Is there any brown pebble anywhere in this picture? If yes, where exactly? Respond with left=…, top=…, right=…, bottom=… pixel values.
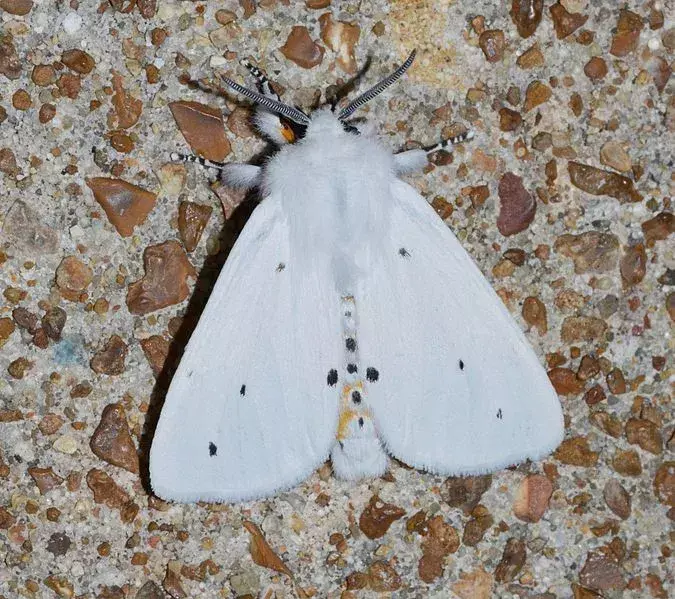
left=136, top=581, right=165, bottom=598
left=479, top=30, right=505, bottom=63
left=46, top=507, right=61, bottom=522
left=27, top=466, right=63, bottom=494
left=625, top=418, right=662, bottom=455
left=126, top=241, right=196, bottom=315
left=8, top=357, right=31, bottom=379
left=464, top=185, right=490, bottom=209
left=109, top=70, right=142, bottom=130
left=0, top=0, right=33, bottom=15
left=462, top=511, right=493, bottom=547
left=517, top=43, right=545, bottom=69
left=44, top=576, right=74, bottom=598
left=522, top=296, right=547, bottom=334
left=513, top=474, right=553, bottom=522
left=61, top=49, right=95, bottom=74
left=523, top=80, right=551, bottom=112
left=605, top=368, right=626, bottom=394
left=13, top=306, right=39, bottom=333
left=653, top=462, right=675, bottom=506
left=38, top=413, right=64, bottom=435
left=603, top=479, right=631, bottom=519
left=418, top=515, right=459, bottom=583
left=451, top=568, right=494, bottom=599
left=226, top=106, right=255, bottom=139
left=137, top=0, right=156, bottom=19
left=47, top=532, right=72, bottom=557
left=215, top=9, right=236, bottom=25
left=280, top=26, right=325, bottom=69
left=86, top=177, right=157, bottom=237
left=620, top=243, right=646, bottom=287
left=56, top=73, right=81, bottom=99
left=497, top=172, right=536, bottom=236
left=612, top=449, right=642, bottom=476
left=549, top=2, right=588, bottom=39
left=359, top=495, right=405, bottom=539
left=599, top=141, right=631, bottom=172
left=90, top=403, right=139, bottom=473
left=440, top=474, right=492, bottom=514
left=560, top=316, right=607, bottom=343
left=554, top=436, right=598, bottom=466
left=55, top=256, right=93, bottom=301
left=140, top=335, right=171, bottom=377
left=584, top=56, right=607, bottom=81
left=31, top=64, right=56, bottom=86
left=0, top=147, right=18, bottom=176
left=569, top=161, right=642, bottom=203
left=39, top=103, right=56, bottom=124
left=306, top=0, right=331, bottom=7
left=510, top=0, right=543, bottom=38
left=319, top=13, right=360, bottom=74
left=494, top=538, right=526, bottom=583
left=90, top=335, right=128, bottom=376
left=109, top=132, right=134, bottom=153
left=145, top=63, right=160, bottom=84
left=554, top=231, right=619, bottom=273
left=163, top=567, right=187, bottom=599
left=645, top=56, right=671, bottom=94
left=579, top=552, right=625, bottom=591
left=641, top=212, right=673, bottom=245
left=367, top=560, right=401, bottom=592
left=668, top=293, right=675, bottom=323
left=169, top=101, right=231, bottom=162
left=0, top=35, right=22, bottom=80
left=610, top=9, right=643, bottom=57
left=86, top=468, right=138, bottom=522
left=42, top=307, right=66, bottom=340
left=178, top=201, right=213, bottom=252
left=499, top=107, right=522, bottom=132
left=70, top=381, right=93, bottom=398
left=548, top=367, right=584, bottom=395
left=4, top=287, right=26, bottom=304
left=12, top=89, right=31, bottom=110
left=577, top=356, right=600, bottom=381
left=0, top=317, right=15, bottom=345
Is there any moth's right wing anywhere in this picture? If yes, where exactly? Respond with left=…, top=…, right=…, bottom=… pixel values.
left=150, top=196, right=341, bottom=503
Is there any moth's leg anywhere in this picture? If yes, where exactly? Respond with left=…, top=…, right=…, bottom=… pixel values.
left=170, top=153, right=262, bottom=190
left=240, top=59, right=281, bottom=101
left=394, top=131, right=474, bottom=175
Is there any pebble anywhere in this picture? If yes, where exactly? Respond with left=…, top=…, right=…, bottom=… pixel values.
left=27, top=466, right=63, bottom=494
left=462, top=510, right=493, bottom=546
left=319, top=13, right=360, bottom=74
left=549, top=2, right=588, bottom=39
left=510, top=0, right=543, bottom=38
left=554, top=436, right=598, bottom=466
left=641, top=212, right=673, bottom=245
left=584, top=57, right=607, bottom=81
left=42, top=306, right=67, bottom=340
left=90, top=403, right=139, bottom=473
left=479, top=30, right=505, bottom=63
left=548, top=367, right=584, bottom=395
left=440, top=474, right=492, bottom=514
left=368, top=560, right=402, bottom=592
left=46, top=532, right=72, bottom=557
left=599, top=141, right=631, bottom=172
left=610, top=9, right=643, bottom=57
left=517, top=43, right=545, bottom=69
left=31, top=64, right=56, bottom=86
left=280, top=26, right=325, bottom=69
left=451, top=568, right=494, bottom=599
left=0, top=35, right=22, bottom=80
left=13, top=306, right=39, bottom=333
left=226, top=107, right=255, bottom=139
left=619, top=243, right=646, bottom=287
left=90, top=335, right=128, bottom=376
left=653, top=462, right=674, bottom=506
left=554, top=231, right=620, bottom=273
left=38, top=413, right=64, bottom=435
left=499, top=107, right=522, bottom=132
left=56, top=256, right=93, bottom=301
left=603, top=479, right=631, bottom=519
left=494, top=537, right=526, bottom=583
left=8, top=356, right=32, bottom=379
left=560, top=316, right=607, bottom=343
left=497, top=172, right=536, bottom=236
left=163, top=567, right=187, bottom=599
left=53, top=435, right=78, bottom=455
left=625, top=418, right=662, bottom=455
left=522, top=296, right=547, bottom=334
left=140, top=335, right=170, bottom=377
left=359, top=495, right=405, bottom=539
left=418, top=515, right=459, bottom=583
left=62, top=12, right=83, bottom=34
left=523, top=80, right=551, bottom=112
left=126, top=241, right=196, bottom=315
left=0, top=0, right=33, bottom=15
left=169, top=101, right=231, bottom=162
left=44, top=575, right=74, bottom=598
left=0, top=317, right=15, bottom=346
left=513, top=474, right=553, bottom=522
left=61, top=49, right=95, bottom=75
left=86, top=177, right=157, bottom=237
left=178, top=201, right=213, bottom=252
left=612, top=449, right=642, bottom=476
left=86, top=468, right=138, bottom=522
left=605, top=368, right=626, bottom=394
left=135, top=581, right=165, bottom=599
left=579, top=552, right=625, bottom=591
left=109, top=71, right=142, bottom=130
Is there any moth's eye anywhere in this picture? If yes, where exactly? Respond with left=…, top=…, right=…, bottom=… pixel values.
left=279, top=120, right=296, bottom=143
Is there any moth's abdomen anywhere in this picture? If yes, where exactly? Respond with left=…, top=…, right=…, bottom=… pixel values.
left=330, top=296, right=388, bottom=479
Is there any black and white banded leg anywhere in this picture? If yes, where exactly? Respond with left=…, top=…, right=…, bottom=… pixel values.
left=170, top=152, right=262, bottom=190
left=240, top=59, right=281, bottom=102
left=393, top=130, right=475, bottom=175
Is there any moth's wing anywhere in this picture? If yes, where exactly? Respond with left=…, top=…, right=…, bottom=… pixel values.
left=358, top=180, right=564, bottom=475
left=150, top=196, right=341, bottom=502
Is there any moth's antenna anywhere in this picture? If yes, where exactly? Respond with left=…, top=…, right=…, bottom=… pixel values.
left=338, top=49, right=416, bottom=121
left=218, top=75, right=310, bottom=126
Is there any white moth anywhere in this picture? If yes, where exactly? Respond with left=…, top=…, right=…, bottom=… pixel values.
left=150, top=51, right=564, bottom=503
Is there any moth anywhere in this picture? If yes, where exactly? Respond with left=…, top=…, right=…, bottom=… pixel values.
left=150, top=51, right=564, bottom=503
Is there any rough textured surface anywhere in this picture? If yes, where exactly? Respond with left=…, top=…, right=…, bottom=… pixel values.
left=0, top=1, right=672, bottom=598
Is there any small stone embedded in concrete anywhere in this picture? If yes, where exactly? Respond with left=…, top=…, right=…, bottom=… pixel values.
left=90, top=403, right=139, bottom=473
left=280, top=26, right=325, bottom=68
left=522, top=296, right=547, bottom=334
left=548, top=367, right=584, bottom=395
left=418, top=515, right=459, bottom=582
left=479, top=30, right=505, bottom=63
left=599, top=141, right=631, bottom=172
left=39, top=413, right=64, bottom=435
left=359, top=495, right=406, bottom=539
left=42, top=307, right=67, bottom=340
left=163, top=566, right=187, bottom=599
left=549, top=2, right=588, bottom=39
left=625, top=418, right=662, bottom=455
left=140, top=335, right=171, bottom=377
left=169, top=101, right=231, bottom=162
left=510, top=0, right=543, bottom=38
left=641, top=212, right=673, bottom=245
left=13, top=306, right=39, bottom=334
left=610, top=9, right=643, bottom=57
left=226, top=107, right=255, bottom=139
left=497, top=172, right=536, bottom=236
left=108, top=70, right=142, bottom=130
left=620, top=243, right=646, bottom=287
left=90, top=335, right=128, bottom=376
left=523, top=80, right=552, bottom=112
left=28, top=466, right=63, bottom=494
left=8, top=356, right=32, bottom=379
left=612, top=449, right=642, bottom=476
left=441, top=474, right=492, bottom=514
left=568, top=161, right=642, bottom=203
left=579, top=552, right=626, bottom=591
left=653, top=462, right=674, bottom=506
left=126, top=241, right=197, bottom=315
left=368, top=560, right=402, bottom=592
left=560, top=316, right=607, bottom=343
left=0, top=35, right=22, bottom=80
left=178, top=201, right=213, bottom=252
left=46, top=532, right=72, bottom=557
left=494, top=538, right=526, bottom=583
left=605, top=367, right=626, bottom=394
left=603, top=480, right=631, bottom=519
left=451, top=568, right=494, bottom=599
left=0, top=0, right=34, bottom=16
left=513, top=474, right=553, bottom=522
left=86, top=468, right=139, bottom=522
left=243, top=520, right=293, bottom=577
left=499, top=107, right=522, bottom=132
left=554, top=231, right=620, bottom=273
left=554, top=436, right=598, bottom=466
left=3, top=200, right=60, bottom=255
left=584, top=56, right=607, bottom=81
left=86, top=178, right=157, bottom=238
left=517, top=43, right=545, bottom=68
left=319, top=13, right=360, bottom=73
left=44, top=575, right=74, bottom=598
left=61, top=49, right=95, bottom=75
left=55, top=256, right=93, bottom=302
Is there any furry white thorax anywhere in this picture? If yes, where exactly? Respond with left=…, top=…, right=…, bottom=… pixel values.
left=263, top=109, right=395, bottom=295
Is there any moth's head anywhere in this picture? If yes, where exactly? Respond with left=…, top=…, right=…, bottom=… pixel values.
left=218, top=50, right=416, bottom=146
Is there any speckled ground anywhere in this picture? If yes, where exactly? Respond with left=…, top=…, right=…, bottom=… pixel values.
left=1, top=1, right=673, bottom=598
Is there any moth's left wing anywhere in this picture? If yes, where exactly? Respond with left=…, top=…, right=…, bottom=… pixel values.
left=357, top=180, right=564, bottom=475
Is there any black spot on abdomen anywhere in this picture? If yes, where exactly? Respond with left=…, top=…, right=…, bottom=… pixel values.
left=345, top=338, right=356, bottom=352
left=347, top=363, right=358, bottom=374
left=209, top=442, right=217, bottom=456
left=240, top=384, right=246, bottom=396
left=351, top=390, right=361, bottom=404
left=366, top=367, right=379, bottom=382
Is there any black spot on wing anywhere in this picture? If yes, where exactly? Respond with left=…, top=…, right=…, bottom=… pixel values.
left=346, top=338, right=356, bottom=352
left=276, top=262, right=285, bottom=272
left=459, top=359, right=464, bottom=371
left=358, top=417, right=364, bottom=427
left=366, top=367, right=379, bottom=382
left=399, top=247, right=410, bottom=258
left=327, top=369, right=338, bottom=386
left=209, top=442, right=217, bottom=456
left=497, top=408, right=503, bottom=420
left=240, top=384, right=246, bottom=396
